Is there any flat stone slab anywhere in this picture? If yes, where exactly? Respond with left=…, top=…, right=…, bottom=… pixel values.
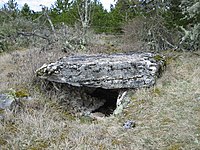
left=36, top=53, right=165, bottom=89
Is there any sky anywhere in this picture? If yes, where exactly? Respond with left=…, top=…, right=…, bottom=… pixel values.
left=0, top=0, right=116, bottom=12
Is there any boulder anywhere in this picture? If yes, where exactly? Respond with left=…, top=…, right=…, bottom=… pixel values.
left=36, top=53, right=165, bottom=89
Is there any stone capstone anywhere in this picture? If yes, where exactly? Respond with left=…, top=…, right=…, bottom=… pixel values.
left=36, top=53, right=165, bottom=89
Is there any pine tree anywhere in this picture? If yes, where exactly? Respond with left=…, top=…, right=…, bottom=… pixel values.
left=21, top=3, right=32, bottom=19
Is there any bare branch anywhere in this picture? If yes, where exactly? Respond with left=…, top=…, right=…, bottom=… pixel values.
left=17, top=31, right=51, bottom=43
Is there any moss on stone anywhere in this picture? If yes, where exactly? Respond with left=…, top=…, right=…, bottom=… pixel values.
left=15, top=89, right=29, bottom=98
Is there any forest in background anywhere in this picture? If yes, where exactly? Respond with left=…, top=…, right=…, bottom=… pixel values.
left=0, top=0, right=199, bottom=53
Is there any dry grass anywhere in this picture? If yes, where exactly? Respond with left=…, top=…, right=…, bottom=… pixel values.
left=0, top=47, right=64, bottom=91
left=0, top=47, right=200, bottom=149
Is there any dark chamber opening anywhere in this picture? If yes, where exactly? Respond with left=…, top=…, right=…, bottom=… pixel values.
left=43, top=81, right=120, bottom=116
left=89, top=88, right=119, bottom=116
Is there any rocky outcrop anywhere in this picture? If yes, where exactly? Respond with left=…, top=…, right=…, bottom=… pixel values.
left=36, top=53, right=165, bottom=89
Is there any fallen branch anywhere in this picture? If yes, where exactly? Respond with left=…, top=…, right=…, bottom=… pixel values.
left=17, top=31, right=51, bottom=43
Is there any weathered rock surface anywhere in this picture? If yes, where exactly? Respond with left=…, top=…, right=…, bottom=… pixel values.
left=0, top=93, right=15, bottom=110
left=36, top=53, right=165, bottom=89
left=36, top=52, right=165, bottom=115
